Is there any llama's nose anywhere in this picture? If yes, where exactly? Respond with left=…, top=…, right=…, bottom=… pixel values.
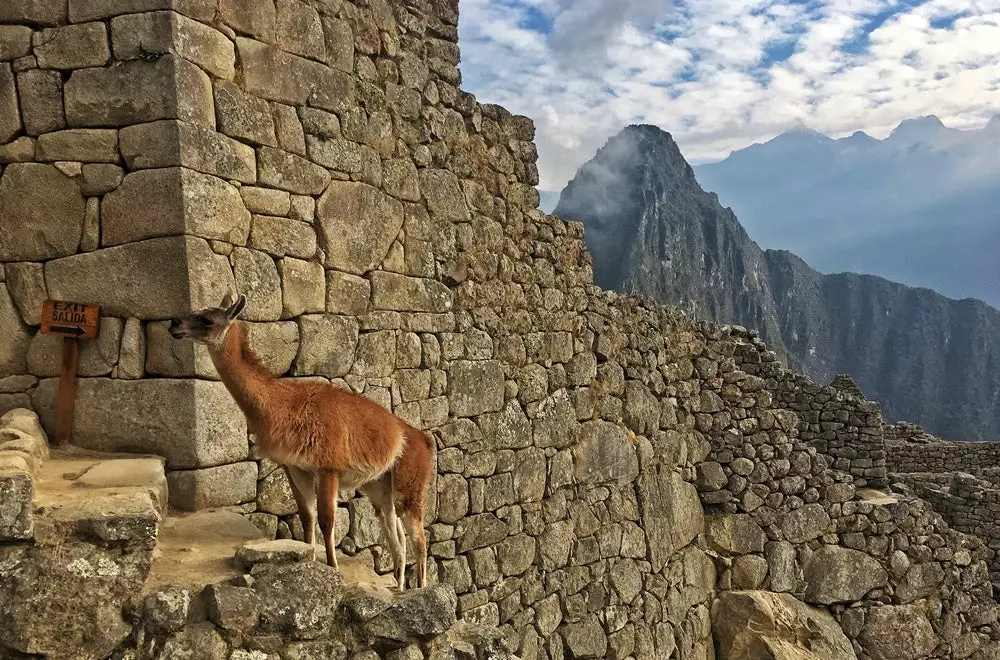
left=169, top=319, right=181, bottom=329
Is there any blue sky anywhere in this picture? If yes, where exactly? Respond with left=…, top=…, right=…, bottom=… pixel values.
left=457, top=0, right=1000, bottom=194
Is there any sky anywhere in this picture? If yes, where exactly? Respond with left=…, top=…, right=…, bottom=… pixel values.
left=457, top=0, right=1000, bottom=195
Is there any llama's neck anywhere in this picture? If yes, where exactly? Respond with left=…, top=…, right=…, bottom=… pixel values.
left=209, top=322, right=277, bottom=430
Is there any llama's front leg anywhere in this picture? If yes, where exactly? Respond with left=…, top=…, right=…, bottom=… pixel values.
left=318, top=471, right=340, bottom=571
left=286, top=466, right=318, bottom=561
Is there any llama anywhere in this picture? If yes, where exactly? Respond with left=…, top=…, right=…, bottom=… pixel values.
left=169, top=293, right=433, bottom=589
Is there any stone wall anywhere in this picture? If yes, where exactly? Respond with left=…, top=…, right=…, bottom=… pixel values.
left=3, top=1, right=1000, bottom=659
left=888, top=423, right=1000, bottom=474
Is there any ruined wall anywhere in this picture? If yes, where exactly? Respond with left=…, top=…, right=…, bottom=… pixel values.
left=2, top=1, right=1000, bottom=659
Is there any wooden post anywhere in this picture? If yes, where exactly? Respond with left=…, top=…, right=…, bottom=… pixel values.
left=55, top=336, right=80, bottom=446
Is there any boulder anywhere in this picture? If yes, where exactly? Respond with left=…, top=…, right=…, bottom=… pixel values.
left=705, top=513, right=766, bottom=555
left=316, top=180, right=404, bottom=275
left=804, top=546, right=888, bottom=605
left=359, top=585, right=458, bottom=646
left=573, top=420, right=640, bottom=485
left=713, top=591, right=857, bottom=660
left=166, top=461, right=258, bottom=511
left=859, top=604, right=939, bottom=659
left=0, top=163, right=86, bottom=261
left=779, top=503, right=831, bottom=543
left=143, top=587, right=190, bottom=635
left=895, top=562, right=945, bottom=604
left=638, top=467, right=704, bottom=570
left=0, top=287, right=31, bottom=377
left=111, top=11, right=235, bottom=81
left=252, top=561, right=345, bottom=639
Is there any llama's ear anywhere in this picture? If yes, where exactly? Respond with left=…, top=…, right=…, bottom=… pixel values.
left=221, top=292, right=234, bottom=309
left=227, top=294, right=247, bottom=320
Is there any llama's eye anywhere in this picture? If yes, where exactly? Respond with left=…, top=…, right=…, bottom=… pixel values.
left=198, top=315, right=214, bottom=326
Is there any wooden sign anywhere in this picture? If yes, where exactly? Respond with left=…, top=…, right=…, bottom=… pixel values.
left=40, top=300, right=100, bottom=445
left=41, top=300, right=101, bottom=339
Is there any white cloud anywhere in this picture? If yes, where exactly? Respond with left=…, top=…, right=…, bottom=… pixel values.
left=457, top=0, right=1000, bottom=193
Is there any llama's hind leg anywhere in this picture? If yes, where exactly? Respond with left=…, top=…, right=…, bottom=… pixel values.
left=402, top=503, right=427, bottom=588
left=285, top=466, right=318, bottom=561
left=361, top=474, right=407, bottom=590
left=317, top=471, right=340, bottom=571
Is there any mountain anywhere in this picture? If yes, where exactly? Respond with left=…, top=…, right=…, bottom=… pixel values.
left=554, top=125, right=1000, bottom=441
left=693, top=115, right=1000, bottom=308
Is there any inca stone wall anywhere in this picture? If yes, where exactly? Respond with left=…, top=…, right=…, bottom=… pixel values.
left=2, top=1, right=1000, bottom=659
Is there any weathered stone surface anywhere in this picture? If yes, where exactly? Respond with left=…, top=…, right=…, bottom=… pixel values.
left=477, top=400, right=531, bottom=450
left=257, top=468, right=297, bottom=516
left=279, top=257, right=325, bottom=317
left=28, top=317, right=123, bottom=377
left=33, top=377, right=247, bottom=469
left=0, top=27, right=32, bottom=61
left=293, top=314, right=359, bottom=377
left=36, top=129, right=118, bottom=163
left=457, top=513, right=508, bottom=552
left=276, top=0, right=325, bottom=61
left=253, top=561, right=345, bottom=639
left=206, top=584, right=260, bottom=633
left=448, top=360, right=504, bottom=417
left=232, top=247, right=283, bottom=322
left=80, top=163, right=124, bottom=195
left=0, top=468, right=32, bottom=540
left=326, top=270, right=370, bottom=315
left=143, top=587, right=190, bottom=635
left=383, top=158, right=420, bottom=202
left=159, top=623, right=228, bottom=660
left=895, top=562, right=944, bottom=604
left=370, top=272, right=453, bottom=313
left=859, top=604, right=938, bottom=660
left=731, top=555, right=769, bottom=589
left=4, top=262, right=46, bottom=325
left=0, top=137, right=36, bottom=163
left=145, top=320, right=217, bottom=378
left=706, top=514, right=766, bottom=555
left=353, top=330, right=396, bottom=377
left=418, top=169, right=469, bottom=221
left=0, top=163, right=85, bottom=261
left=236, top=38, right=354, bottom=112
left=73, top=457, right=167, bottom=512
left=803, top=546, right=888, bottom=605
left=244, top=321, right=299, bottom=375
left=574, top=420, right=639, bottom=484
left=361, top=585, right=458, bottom=644
left=103, top=168, right=251, bottom=246
left=258, top=146, right=330, bottom=195
left=119, top=120, right=257, bottom=183
left=167, top=462, right=258, bottom=511
left=17, top=68, right=65, bottom=136
left=0, top=64, right=20, bottom=143
left=46, top=236, right=235, bottom=318
left=214, top=80, right=277, bottom=146
left=0, top=0, right=66, bottom=26
left=111, top=11, right=236, bottom=80
left=272, top=103, right=306, bottom=155
left=69, top=0, right=218, bottom=22
left=250, top=215, right=317, bottom=259
left=316, top=181, right=404, bottom=275
left=713, top=591, right=857, bottom=660
left=241, top=186, right=290, bottom=216
left=779, top=503, right=830, bottom=543
left=299, top=107, right=340, bottom=138
left=561, top=615, right=607, bottom=659
left=766, top=541, right=797, bottom=592
left=219, top=0, right=276, bottom=41
left=306, top=135, right=362, bottom=172
left=34, top=22, right=110, bottom=69
left=638, top=467, right=704, bottom=569
left=116, top=318, right=145, bottom=379
left=65, top=55, right=213, bottom=128
left=235, top=539, right=315, bottom=570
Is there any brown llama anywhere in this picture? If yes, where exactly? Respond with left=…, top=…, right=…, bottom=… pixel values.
left=169, top=293, right=433, bottom=589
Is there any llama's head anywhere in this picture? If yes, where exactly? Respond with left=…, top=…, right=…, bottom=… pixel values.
left=168, top=293, right=246, bottom=346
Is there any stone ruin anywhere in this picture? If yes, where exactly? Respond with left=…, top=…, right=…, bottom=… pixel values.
left=1, top=0, right=1000, bottom=658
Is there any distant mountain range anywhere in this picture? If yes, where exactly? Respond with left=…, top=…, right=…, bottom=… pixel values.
left=694, top=115, right=1000, bottom=308
left=554, top=124, right=1000, bottom=442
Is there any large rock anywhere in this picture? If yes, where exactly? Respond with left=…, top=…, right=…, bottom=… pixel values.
left=359, top=585, right=458, bottom=645
left=0, top=64, right=21, bottom=143
left=0, top=0, right=67, bottom=25
left=257, top=467, right=298, bottom=516
left=859, top=604, right=939, bottom=659
left=705, top=514, right=766, bottom=555
left=0, top=287, right=31, bottom=378
left=167, top=461, right=258, bottom=510
left=573, top=420, right=640, bottom=484
left=236, top=37, right=354, bottom=112
left=111, top=11, right=235, bottom=80
left=713, top=591, right=857, bottom=660
left=102, top=168, right=251, bottom=246
left=33, top=378, right=248, bottom=469
left=895, top=562, right=945, bottom=604
left=370, top=272, right=453, bottom=313
left=293, top=314, right=359, bottom=377
left=779, top=503, right=831, bottom=543
left=638, top=467, right=704, bottom=570
left=418, top=169, right=470, bottom=221
left=232, top=248, right=283, bottom=322
left=0, top=26, right=32, bottom=61
left=45, top=235, right=235, bottom=319
left=448, top=360, right=503, bottom=417
left=252, top=561, right=345, bottom=640
left=28, top=317, right=123, bottom=377
left=119, top=120, right=256, bottom=183
left=804, top=546, right=888, bottom=605
left=0, top=163, right=86, bottom=261
left=316, top=181, right=404, bottom=275
left=33, top=22, right=111, bottom=70
left=64, top=54, right=213, bottom=128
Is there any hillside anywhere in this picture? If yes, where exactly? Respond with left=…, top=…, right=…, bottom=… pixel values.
left=554, top=125, right=1000, bottom=441
left=694, top=116, right=1000, bottom=308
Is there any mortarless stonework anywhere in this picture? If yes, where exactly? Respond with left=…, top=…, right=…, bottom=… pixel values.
left=2, top=1, right=1000, bottom=659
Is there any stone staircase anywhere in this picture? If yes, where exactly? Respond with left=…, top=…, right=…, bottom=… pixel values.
left=0, top=409, right=514, bottom=660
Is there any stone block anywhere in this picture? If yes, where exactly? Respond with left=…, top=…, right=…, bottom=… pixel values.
left=65, top=55, right=214, bottom=128
left=33, top=377, right=248, bottom=469
left=298, top=107, right=340, bottom=138
left=859, top=604, right=938, bottom=660
left=0, top=26, right=32, bottom=61
left=250, top=215, right=317, bottom=259
left=111, top=11, right=235, bottom=80
left=779, top=503, right=831, bottom=543
left=231, top=247, right=283, bottom=321
left=219, top=0, right=276, bottom=41
left=243, top=321, right=299, bottom=375
left=0, top=64, right=19, bottom=143
left=69, top=0, right=218, bottom=22
left=73, top=457, right=168, bottom=513
left=145, top=320, right=217, bottom=378
left=0, top=137, right=35, bottom=163
left=278, top=257, right=325, bottom=317
left=0, top=289, right=30, bottom=378
left=383, top=158, right=420, bottom=202
left=321, top=16, right=353, bottom=73
left=0, top=467, right=32, bottom=539
left=639, top=467, right=704, bottom=570
left=316, top=180, right=404, bottom=275
left=253, top=561, right=345, bottom=640
left=214, top=80, right=277, bottom=146
left=102, top=168, right=250, bottom=246
left=167, top=461, right=258, bottom=510
left=236, top=37, right=354, bottom=112
left=45, top=235, right=235, bottom=319
left=803, top=546, right=888, bottom=605
left=275, top=0, right=325, bottom=61
left=257, top=146, right=330, bottom=195
left=293, top=314, right=358, bottom=377
left=306, top=135, right=362, bottom=172
left=28, top=317, right=123, bottom=377
left=370, top=272, right=452, bottom=313
left=34, top=22, right=111, bottom=69
left=418, top=169, right=469, bottom=221
left=325, top=271, right=370, bottom=315
left=271, top=103, right=306, bottom=155
left=4, top=262, right=46, bottom=325
left=16, top=69, right=65, bottom=136
left=448, top=360, right=503, bottom=417
left=352, top=330, right=396, bottom=377
left=0, top=0, right=66, bottom=26
left=0, top=163, right=85, bottom=261
left=206, top=584, right=260, bottom=633
left=241, top=186, right=290, bottom=216
left=80, top=163, right=124, bottom=195
left=573, top=420, right=639, bottom=484
left=36, top=129, right=119, bottom=163
left=119, top=120, right=256, bottom=183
